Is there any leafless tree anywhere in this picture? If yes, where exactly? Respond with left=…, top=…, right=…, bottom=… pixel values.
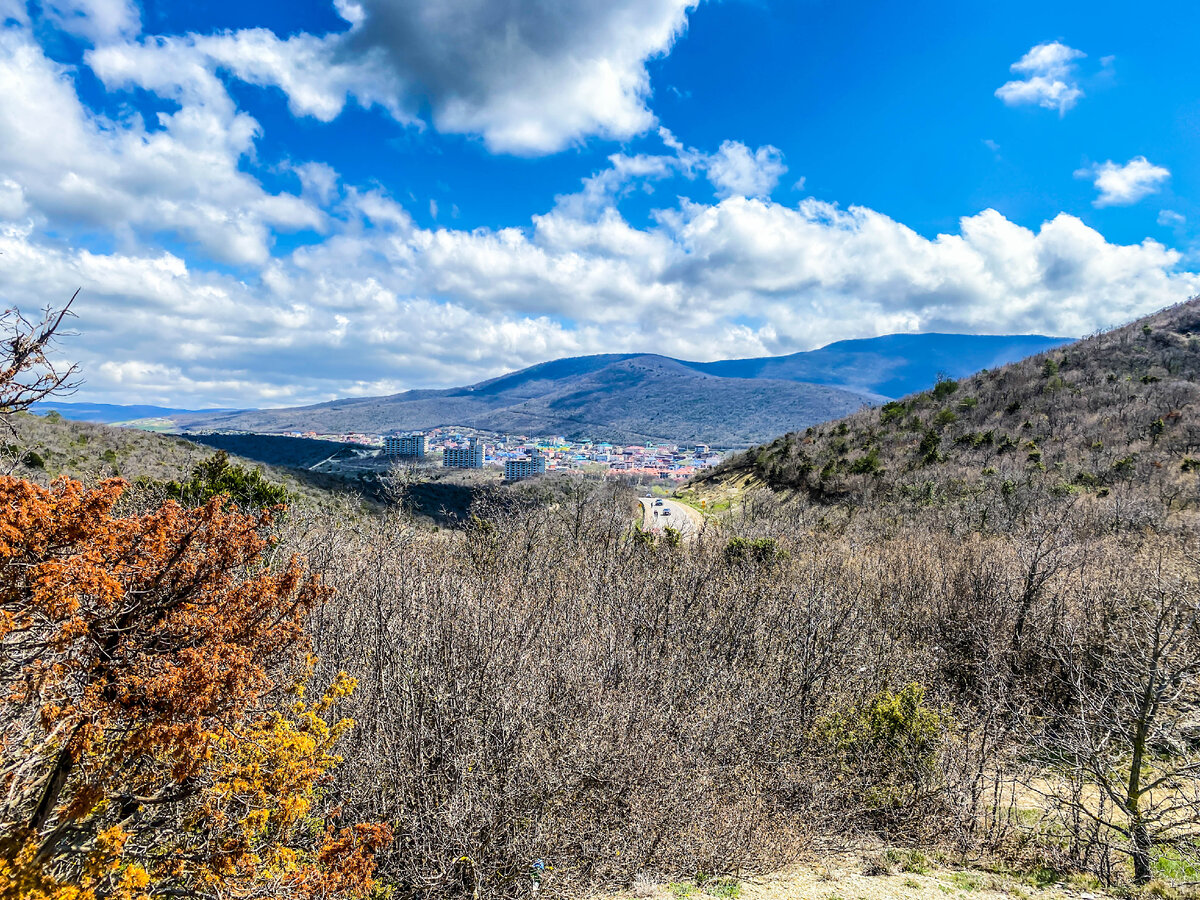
left=0, top=291, right=81, bottom=430
left=1029, top=554, right=1200, bottom=883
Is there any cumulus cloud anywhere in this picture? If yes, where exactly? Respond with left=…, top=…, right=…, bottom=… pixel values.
left=4, top=177, right=1197, bottom=407
left=0, top=29, right=322, bottom=265
left=50, top=1, right=697, bottom=155
left=1076, top=156, right=1171, bottom=207
left=179, top=29, right=407, bottom=123
left=41, top=0, right=140, bottom=42
left=336, top=0, right=698, bottom=154
left=706, top=141, right=787, bottom=199
left=996, top=41, right=1086, bottom=115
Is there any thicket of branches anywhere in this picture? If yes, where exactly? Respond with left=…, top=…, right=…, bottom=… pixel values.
left=266, top=471, right=1200, bottom=896
left=0, top=301, right=389, bottom=900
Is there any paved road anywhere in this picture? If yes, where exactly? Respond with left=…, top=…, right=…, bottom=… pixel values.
left=637, top=496, right=702, bottom=536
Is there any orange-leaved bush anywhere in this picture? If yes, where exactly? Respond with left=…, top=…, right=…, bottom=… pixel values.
left=0, top=476, right=389, bottom=900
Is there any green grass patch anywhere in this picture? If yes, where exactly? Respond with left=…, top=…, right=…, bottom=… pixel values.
left=706, top=878, right=741, bottom=899
left=1154, top=848, right=1200, bottom=881
left=949, top=872, right=982, bottom=892
left=671, top=489, right=731, bottom=515
left=670, top=877, right=741, bottom=900
left=1020, top=865, right=1062, bottom=889
left=885, top=849, right=931, bottom=875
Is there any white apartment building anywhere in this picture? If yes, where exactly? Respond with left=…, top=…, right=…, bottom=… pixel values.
left=444, top=438, right=484, bottom=469
left=504, top=452, right=547, bottom=480
left=384, top=433, right=426, bottom=458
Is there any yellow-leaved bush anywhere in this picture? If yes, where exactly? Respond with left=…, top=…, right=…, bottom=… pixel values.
left=0, top=476, right=389, bottom=900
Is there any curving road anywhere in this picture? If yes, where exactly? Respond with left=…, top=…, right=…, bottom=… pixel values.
left=637, top=496, right=702, bottom=536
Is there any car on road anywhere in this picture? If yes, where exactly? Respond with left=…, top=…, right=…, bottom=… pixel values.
left=661, top=509, right=671, bottom=516
left=654, top=499, right=664, bottom=506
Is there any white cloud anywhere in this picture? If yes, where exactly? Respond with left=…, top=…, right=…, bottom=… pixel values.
left=4, top=175, right=1197, bottom=408
left=1158, top=210, right=1186, bottom=227
left=293, top=161, right=341, bottom=206
left=48, top=1, right=697, bottom=156
left=996, top=41, right=1086, bottom=115
left=41, top=0, right=140, bottom=43
left=553, top=134, right=787, bottom=219
left=181, top=29, right=407, bottom=123
left=1076, top=156, right=1171, bottom=207
left=336, top=0, right=698, bottom=154
left=0, top=178, right=29, bottom=219
left=706, top=141, right=787, bottom=199
left=0, top=28, right=323, bottom=265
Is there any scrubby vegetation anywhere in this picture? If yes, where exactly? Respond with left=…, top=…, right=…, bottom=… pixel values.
left=280, top=475, right=1200, bottom=896
left=2, top=411, right=354, bottom=508
left=712, top=299, right=1200, bottom=519
left=6, top=298, right=1200, bottom=898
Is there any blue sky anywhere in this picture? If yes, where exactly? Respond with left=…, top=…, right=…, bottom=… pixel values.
left=0, top=0, right=1197, bottom=407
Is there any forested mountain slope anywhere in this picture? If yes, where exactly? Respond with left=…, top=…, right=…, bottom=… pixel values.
left=689, top=332, right=1069, bottom=397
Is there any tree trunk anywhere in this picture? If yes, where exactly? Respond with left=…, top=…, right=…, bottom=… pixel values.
left=1130, top=813, right=1153, bottom=885
left=1125, top=655, right=1158, bottom=885
left=29, top=739, right=76, bottom=834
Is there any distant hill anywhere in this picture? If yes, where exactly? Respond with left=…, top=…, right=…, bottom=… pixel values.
left=702, top=299, right=1200, bottom=507
left=182, top=433, right=364, bottom=469
left=174, top=356, right=879, bottom=447
left=170, top=333, right=1069, bottom=447
left=689, top=333, right=1071, bottom=398
left=31, top=401, right=241, bottom=424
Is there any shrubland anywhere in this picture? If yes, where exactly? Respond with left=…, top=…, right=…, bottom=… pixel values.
left=0, top=300, right=390, bottom=900
left=6, top=297, right=1200, bottom=898
left=280, top=477, right=1200, bottom=896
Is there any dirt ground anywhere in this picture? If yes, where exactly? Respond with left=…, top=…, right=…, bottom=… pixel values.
left=616, top=854, right=1116, bottom=900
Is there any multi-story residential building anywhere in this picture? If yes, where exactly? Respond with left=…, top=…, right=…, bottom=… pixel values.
left=444, top=438, right=484, bottom=469
left=384, top=433, right=426, bottom=458
left=504, top=452, right=547, bottom=480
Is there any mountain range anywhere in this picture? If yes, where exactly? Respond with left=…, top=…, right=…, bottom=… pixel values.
left=45, top=333, right=1072, bottom=447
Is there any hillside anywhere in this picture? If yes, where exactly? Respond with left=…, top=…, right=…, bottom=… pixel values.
left=173, top=355, right=880, bottom=446
left=692, top=332, right=1070, bottom=397
left=168, top=333, right=1066, bottom=446
left=703, top=299, right=1200, bottom=517
left=4, top=411, right=376, bottom=509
